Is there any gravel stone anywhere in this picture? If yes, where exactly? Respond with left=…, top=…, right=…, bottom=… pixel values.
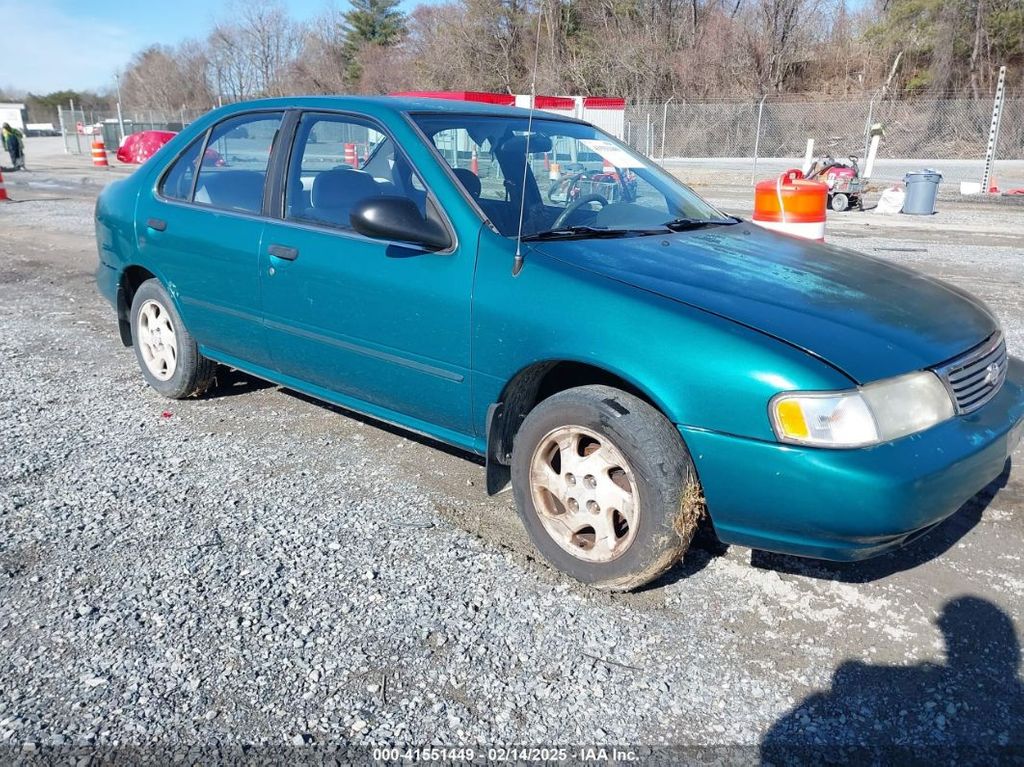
left=0, top=152, right=1022, bottom=753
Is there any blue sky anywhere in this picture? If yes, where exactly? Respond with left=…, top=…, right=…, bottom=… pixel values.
left=2, top=0, right=421, bottom=94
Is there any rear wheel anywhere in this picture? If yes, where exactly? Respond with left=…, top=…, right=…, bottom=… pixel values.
left=130, top=278, right=217, bottom=399
left=831, top=192, right=850, bottom=212
left=511, top=385, right=704, bottom=591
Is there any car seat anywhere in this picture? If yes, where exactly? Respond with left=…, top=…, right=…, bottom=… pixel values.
left=305, top=168, right=385, bottom=229
left=452, top=168, right=482, bottom=200
left=194, top=170, right=267, bottom=213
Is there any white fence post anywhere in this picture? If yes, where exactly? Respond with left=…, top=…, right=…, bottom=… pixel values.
left=660, top=97, right=673, bottom=160
left=862, top=92, right=877, bottom=162
left=58, top=105, right=68, bottom=154
left=751, top=95, right=767, bottom=186
left=70, top=99, right=81, bottom=155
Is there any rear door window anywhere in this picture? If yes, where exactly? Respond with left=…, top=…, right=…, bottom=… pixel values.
left=192, top=112, right=283, bottom=214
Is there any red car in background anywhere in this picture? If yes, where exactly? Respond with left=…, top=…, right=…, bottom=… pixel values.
left=116, top=130, right=223, bottom=166
left=116, top=131, right=177, bottom=164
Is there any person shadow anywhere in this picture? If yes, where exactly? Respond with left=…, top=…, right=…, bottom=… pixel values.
left=760, top=596, right=1024, bottom=763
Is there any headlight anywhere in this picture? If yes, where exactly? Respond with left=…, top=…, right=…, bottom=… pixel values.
left=770, top=371, right=955, bottom=448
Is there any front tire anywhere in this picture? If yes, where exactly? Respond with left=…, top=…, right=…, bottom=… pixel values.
left=831, top=192, right=850, bottom=212
left=511, top=385, right=704, bottom=591
left=129, top=278, right=217, bottom=399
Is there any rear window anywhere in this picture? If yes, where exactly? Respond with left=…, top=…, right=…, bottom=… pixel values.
left=191, top=112, right=283, bottom=214
left=159, top=135, right=205, bottom=201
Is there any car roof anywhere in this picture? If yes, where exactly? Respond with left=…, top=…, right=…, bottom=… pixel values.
left=215, top=95, right=585, bottom=123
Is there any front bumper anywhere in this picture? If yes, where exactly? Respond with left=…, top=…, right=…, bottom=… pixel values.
left=682, top=355, right=1024, bottom=561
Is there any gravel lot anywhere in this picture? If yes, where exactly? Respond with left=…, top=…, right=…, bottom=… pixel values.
left=1, top=145, right=1023, bottom=760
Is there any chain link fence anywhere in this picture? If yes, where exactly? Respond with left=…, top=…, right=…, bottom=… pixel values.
left=57, top=106, right=208, bottom=155
left=54, top=98, right=1021, bottom=175
left=624, top=97, right=1023, bottom=162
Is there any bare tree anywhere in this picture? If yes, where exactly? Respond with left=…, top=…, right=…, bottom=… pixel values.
left=238, top=0, right=301, bottom=96
left=208, top=24, right=257, bottom=102
left=286, top=8, right=349, bottom=94
left=121, top=45, right=213, bottom=113
left=107, top=0, right=1023, bottom=111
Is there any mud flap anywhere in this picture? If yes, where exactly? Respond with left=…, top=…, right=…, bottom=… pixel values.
left=485, top=402, right=511, bottom=495
left=116, top=285, right=132, bottom=347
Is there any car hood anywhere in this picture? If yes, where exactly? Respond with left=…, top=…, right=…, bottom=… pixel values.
left=533, top=222, right=998, bottom=383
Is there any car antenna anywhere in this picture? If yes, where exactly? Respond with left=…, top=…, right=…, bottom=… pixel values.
left=512, top=2, right=545, bottom=277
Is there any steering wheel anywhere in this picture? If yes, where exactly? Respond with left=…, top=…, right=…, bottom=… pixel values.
left=548, top=172, right=585, bottom=203
left=552, top=193, right=609, bottom=229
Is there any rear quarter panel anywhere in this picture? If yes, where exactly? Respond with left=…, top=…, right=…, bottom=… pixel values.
left=95, top=176, right=141, bottom=274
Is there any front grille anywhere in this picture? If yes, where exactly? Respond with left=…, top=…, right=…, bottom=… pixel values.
left=934, top=332, right=1008, bottom=415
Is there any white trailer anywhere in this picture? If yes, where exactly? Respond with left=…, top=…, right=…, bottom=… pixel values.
left=514, top=95, right=626, bottom=140
left=0, top=103, right=26, bottom=132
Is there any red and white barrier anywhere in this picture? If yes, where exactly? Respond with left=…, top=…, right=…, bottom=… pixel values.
left=753, top=169, right=828, bottom=241
left=91, top=139, right=109, bottom=168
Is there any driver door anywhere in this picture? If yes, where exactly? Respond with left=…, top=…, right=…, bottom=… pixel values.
left=258, top=111, right=475, bottom=438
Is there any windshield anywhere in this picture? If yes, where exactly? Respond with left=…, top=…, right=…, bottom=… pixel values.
left=411, top=113, right=734, bottom=240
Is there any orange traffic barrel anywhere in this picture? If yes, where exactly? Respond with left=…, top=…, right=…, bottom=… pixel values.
left=91, top=139, right=110, bottom=168
left=753, top=169, right=827, bottom=241
left=344, top=143, right=358, bottom=168
left=0, top=168, right=8, bottom=201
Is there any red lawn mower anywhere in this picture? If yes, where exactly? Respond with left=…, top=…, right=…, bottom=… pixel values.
left=806, top=154, right=868, bottom=212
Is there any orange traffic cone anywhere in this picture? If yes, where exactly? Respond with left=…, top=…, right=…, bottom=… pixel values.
left=91, top=139, right=109, bottom=168
left=470, top=148, right=479, bottom=176
left=0, top=168, right=8, bottom=201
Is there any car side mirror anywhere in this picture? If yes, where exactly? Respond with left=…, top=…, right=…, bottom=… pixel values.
left=350, top=196, right=451, bottom=251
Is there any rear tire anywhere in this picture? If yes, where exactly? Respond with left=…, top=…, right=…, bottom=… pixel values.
left=129, top=278, right=217, bottom=399
left=831, top=192, right=850, bottom=212
left=511, top=385, right=704, bottom=591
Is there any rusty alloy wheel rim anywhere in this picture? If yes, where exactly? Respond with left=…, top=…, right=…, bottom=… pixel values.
left=528, top=425, right=640, bottom=563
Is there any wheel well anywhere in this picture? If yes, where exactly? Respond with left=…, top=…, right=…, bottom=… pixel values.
left=533, top=362, right=651, bottom=407
left=484, top=361, right=658, bottom=494
left=116, top=266, right=156, bottom=346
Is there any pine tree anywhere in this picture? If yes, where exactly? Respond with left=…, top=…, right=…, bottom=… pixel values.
left=341, top=0, right=407, bottom=87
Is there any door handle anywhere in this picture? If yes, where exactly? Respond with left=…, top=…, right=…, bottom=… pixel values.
left=147, top=218, right=167, bottom=232
left=268, top=244, right=299, bottom=261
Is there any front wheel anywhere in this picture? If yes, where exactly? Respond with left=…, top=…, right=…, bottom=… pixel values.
left=130, top=278, right=217, bottom=399
left=831, top=192, right=850, bottom=212
left=511, top=385, right=704, bottom=591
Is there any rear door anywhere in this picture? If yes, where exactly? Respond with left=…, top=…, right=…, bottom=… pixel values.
left=135, top=111, right=284, bottom=368
left=258, top=110, right=475, bottom=438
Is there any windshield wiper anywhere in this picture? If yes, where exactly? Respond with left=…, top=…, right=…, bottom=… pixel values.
left=522, top=225, right=667, bottom=242
left=663, top=216, right=741, bottom=231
